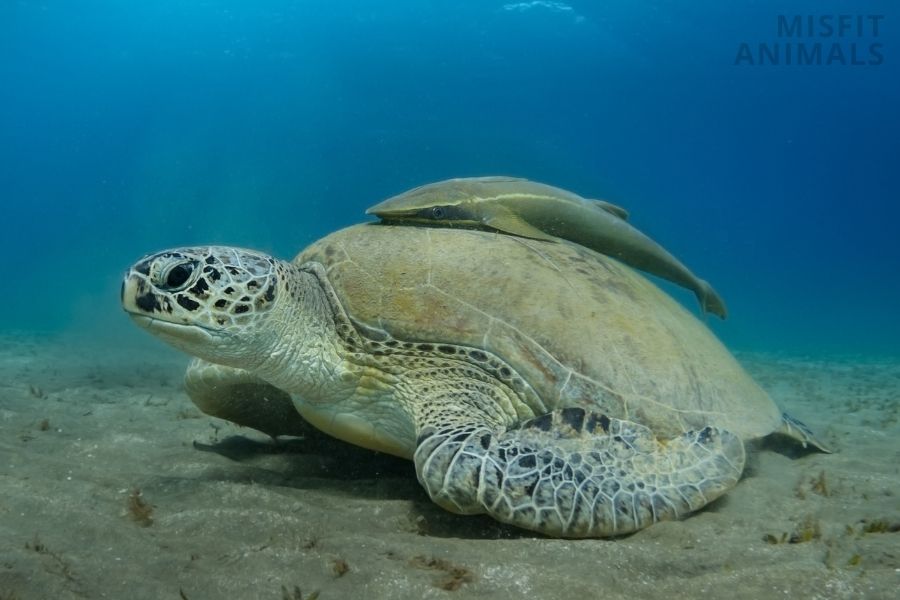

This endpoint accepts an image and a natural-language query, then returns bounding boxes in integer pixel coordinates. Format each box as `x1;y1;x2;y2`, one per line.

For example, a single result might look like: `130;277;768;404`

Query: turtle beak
121;269;161;317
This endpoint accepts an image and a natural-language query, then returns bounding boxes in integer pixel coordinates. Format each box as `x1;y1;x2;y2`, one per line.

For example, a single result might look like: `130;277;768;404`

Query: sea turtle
367;176;728;318
121;223;827;538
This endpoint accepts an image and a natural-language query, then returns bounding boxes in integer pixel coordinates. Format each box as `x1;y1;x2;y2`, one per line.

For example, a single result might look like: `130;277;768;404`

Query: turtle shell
295;223;780;441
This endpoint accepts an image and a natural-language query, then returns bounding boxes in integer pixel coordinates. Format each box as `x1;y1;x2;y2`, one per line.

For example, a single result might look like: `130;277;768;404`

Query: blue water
2;0;898;356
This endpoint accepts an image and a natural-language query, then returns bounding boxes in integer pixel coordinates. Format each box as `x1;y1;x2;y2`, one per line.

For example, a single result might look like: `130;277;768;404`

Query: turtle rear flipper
414;406;745;538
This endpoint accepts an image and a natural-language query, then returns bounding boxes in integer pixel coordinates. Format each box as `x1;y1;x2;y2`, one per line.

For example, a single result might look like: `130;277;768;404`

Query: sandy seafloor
0;333;897;600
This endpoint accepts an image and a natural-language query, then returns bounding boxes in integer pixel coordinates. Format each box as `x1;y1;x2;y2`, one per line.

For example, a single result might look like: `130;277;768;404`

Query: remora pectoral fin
590;199;629;221
483;207;559;242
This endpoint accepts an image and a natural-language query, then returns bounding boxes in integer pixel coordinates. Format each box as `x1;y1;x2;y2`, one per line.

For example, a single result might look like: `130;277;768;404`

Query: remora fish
366;176;727;319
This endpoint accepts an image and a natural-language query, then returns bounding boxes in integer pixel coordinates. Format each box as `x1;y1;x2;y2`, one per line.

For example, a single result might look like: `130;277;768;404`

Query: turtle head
122;246;285;365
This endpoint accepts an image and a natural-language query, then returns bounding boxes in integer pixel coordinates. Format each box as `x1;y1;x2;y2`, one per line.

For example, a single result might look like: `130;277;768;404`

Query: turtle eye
431;206;445;219
161;261;197;291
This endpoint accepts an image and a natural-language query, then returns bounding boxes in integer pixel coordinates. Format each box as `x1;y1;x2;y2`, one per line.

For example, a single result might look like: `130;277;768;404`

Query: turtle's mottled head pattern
122;246;282;361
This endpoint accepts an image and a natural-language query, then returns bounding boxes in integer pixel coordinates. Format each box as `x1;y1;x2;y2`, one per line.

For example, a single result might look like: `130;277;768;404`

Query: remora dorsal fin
590;199;629;221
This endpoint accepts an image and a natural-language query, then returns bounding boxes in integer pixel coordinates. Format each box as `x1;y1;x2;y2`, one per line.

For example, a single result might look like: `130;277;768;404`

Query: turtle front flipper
414;407;746;538
185;359;312;439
